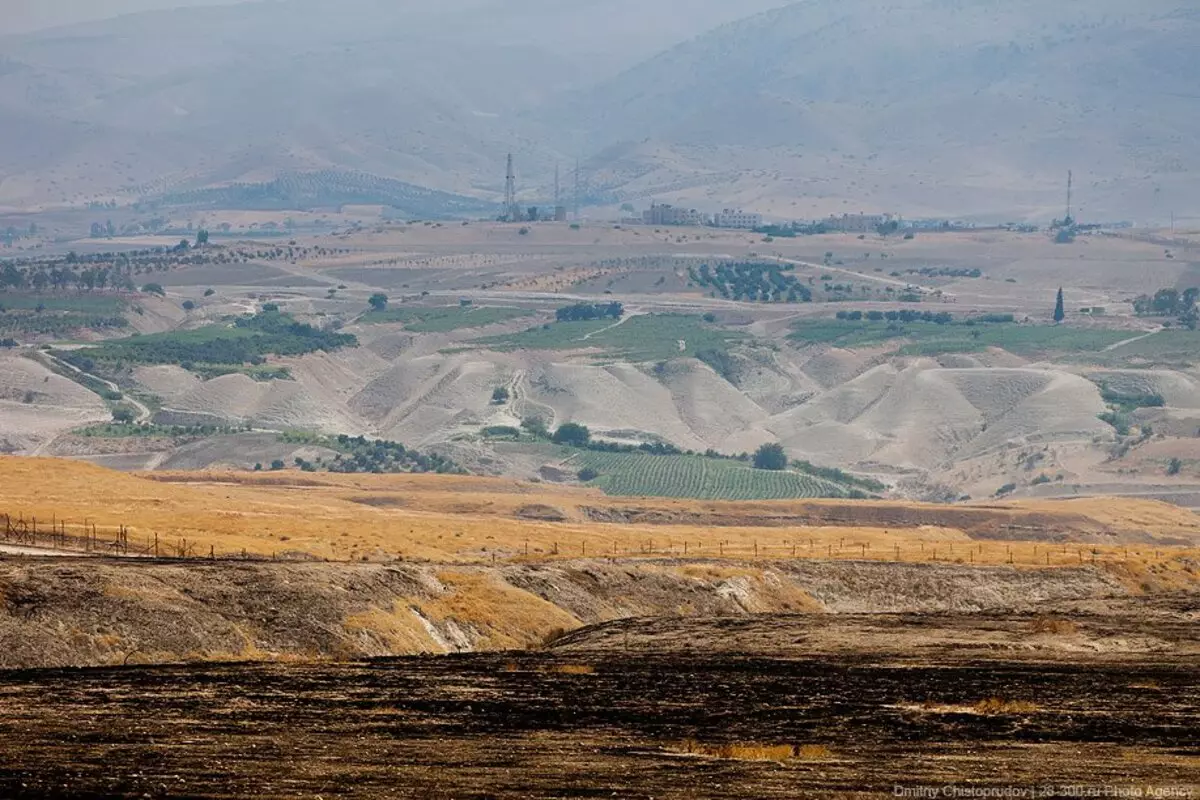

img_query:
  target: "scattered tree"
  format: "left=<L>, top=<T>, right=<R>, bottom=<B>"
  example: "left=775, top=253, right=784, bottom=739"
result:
left=491, top=386, right=510, bottom=404
left=521, top=416, right=549, bottom=439
left=141, top=283, right=165, bottom=296
left=182, top=300, right=195, bottom=311
left=577, top=467, right=600, bottom=482
left=752, top=442, right=788, bottom=471
left=552, top=422, right=591, bottom=447
left=1168, top=458, right=1183, bottom=476
left=195, top=229, right=210, bottom=247
left=368, top=293, right=389, bottom=312
left=556, top=302, right=624, bottom=322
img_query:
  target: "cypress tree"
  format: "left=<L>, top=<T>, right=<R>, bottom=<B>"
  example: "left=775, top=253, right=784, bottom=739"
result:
left=1054, top=287, right=1065, bottom=323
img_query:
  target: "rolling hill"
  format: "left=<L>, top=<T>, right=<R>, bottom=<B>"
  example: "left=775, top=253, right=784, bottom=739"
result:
left=548, top=0, right=1200, bottom=221
left=0, top=0, right=788, bottom=210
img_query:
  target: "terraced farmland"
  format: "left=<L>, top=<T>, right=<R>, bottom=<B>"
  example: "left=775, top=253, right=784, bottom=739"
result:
left=566, top=450, right=854, bottom=500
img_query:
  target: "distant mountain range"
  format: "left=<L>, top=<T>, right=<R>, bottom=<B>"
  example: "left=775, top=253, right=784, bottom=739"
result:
left=0, top=0, right=1196, bottom=221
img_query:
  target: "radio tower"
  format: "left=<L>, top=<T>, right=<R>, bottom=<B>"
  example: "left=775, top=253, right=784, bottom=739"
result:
left=504, top=153, right=521, bottom=223
left=553, top=163, right=567, bottom=222
left=573, top=158, right=581, bottom=221
left=1065, top=170, right=1074, bottom=226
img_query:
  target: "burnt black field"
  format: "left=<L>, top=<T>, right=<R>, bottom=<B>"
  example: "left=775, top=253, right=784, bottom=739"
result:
left=0, top=650, right=1194, bottom=799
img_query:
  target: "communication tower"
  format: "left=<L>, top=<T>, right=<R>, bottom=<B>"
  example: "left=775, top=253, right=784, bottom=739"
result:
left=504, top=154, right=522, bottom=223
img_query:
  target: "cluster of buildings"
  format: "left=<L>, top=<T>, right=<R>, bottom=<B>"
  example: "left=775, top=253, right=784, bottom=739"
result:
left=628, top=204, right=980, bottom=234
left=821, top=213, right=896, bottom=233
left=639, top=203, right=764, bottom=230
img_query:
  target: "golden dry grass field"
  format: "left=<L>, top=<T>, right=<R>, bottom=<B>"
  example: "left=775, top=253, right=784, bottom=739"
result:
left=2, top=457, right=1197, bottom=580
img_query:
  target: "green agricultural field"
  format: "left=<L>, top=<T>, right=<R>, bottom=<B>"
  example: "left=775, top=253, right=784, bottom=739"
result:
left=0, top=292, right=130, bottom=338
left=56, top=310, right=356, bottom=372
left=0, top=293, right=127, bottom=314
left=564, top=449, right=854, bottom=500
left=0, top=312, right=128, bottom=338
left=789, top=319, right=1133, bottom=356
left=75, top=422, right=247, bottom=439
left=480, top=314, right=745, bottom=362
left=1087, top=329, right=1200, bottom=367
left=360, top=305, right=534, bottom=332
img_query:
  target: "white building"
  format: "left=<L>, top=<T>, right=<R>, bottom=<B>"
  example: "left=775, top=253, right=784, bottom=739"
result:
left=713, top=209, right=763, bottom=229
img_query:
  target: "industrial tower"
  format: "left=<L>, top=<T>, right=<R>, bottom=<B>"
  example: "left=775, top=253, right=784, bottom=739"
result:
left=504, top=154, right=522, bottom=223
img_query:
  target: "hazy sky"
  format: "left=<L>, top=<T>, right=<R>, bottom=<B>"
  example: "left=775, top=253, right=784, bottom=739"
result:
left=4, top=0, right=247, bottom=33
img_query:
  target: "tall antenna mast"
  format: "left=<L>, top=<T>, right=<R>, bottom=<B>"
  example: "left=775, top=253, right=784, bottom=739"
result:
left=573, top=158, right=581, bottom=221
left=504, top=154, right=520, bottom=222
left=1065, top=170, right=1073, bottom=224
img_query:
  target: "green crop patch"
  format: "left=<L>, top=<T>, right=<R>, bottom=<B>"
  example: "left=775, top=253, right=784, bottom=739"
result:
left=480, top=314, right=745, bottom=362
left=56, top=310, right=356, bottom=371
left=360, top=305, right=534, bottom=332
left=0, top=294, right=127, bottom=314
left=0, top=292, right=130, bottom=338
left=789, top=318, right=1132, bottom=356
left=1087, top=330, right=1200, bottom=367
left=566, top=449, right=856, bottom=500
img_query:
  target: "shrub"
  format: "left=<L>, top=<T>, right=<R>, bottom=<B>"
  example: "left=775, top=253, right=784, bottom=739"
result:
left=994, top=483, right=1017, bottom=497
left=552, top=422, right=591, bottom=447
left=1168, top=458, right=1182, bottom=476
left=577, top=467, right=600, bottom=482
left=556, top=302, right=624, bottom=322
left=270, top=459, right=286, bottom=471
left=696, top=348, right=737, bottom=383
left=521, top=416, right=550, bottom=439
left=141, top=283, right=165, bottom=296
left=204, top=288, right=215, bottom=297
left=491, top=386, right=510, bottom=404
left=182, top=300, right=195, bottom=311
left=752, top=443, right=787, bottom=471
left=482, top=425, right=521, bottom=438
left=111, top=406, right=136, bottom=423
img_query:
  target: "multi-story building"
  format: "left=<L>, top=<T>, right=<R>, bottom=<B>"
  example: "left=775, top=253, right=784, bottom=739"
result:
left=713, top=209, right=763, bottom=229
left=642, top=203, right=705, bottom=226
left=824, top=213, right=896, bottom=233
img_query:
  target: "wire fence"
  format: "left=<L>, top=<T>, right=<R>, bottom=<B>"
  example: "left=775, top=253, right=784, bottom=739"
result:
left=2, top=511, right=1191, bottom=567
left=2, top=513, right=235, bottom=560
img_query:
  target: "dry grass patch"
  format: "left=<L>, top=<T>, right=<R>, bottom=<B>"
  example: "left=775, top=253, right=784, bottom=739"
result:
left=972, top=698, right=1041, bottom=715
left=674, top=740, right=834, bottom=762
left=418, top=571, right=580, bottom=650
left=544, top=664, right=596, bottom=675
left=1027, top=616, right=1079, bottom=636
